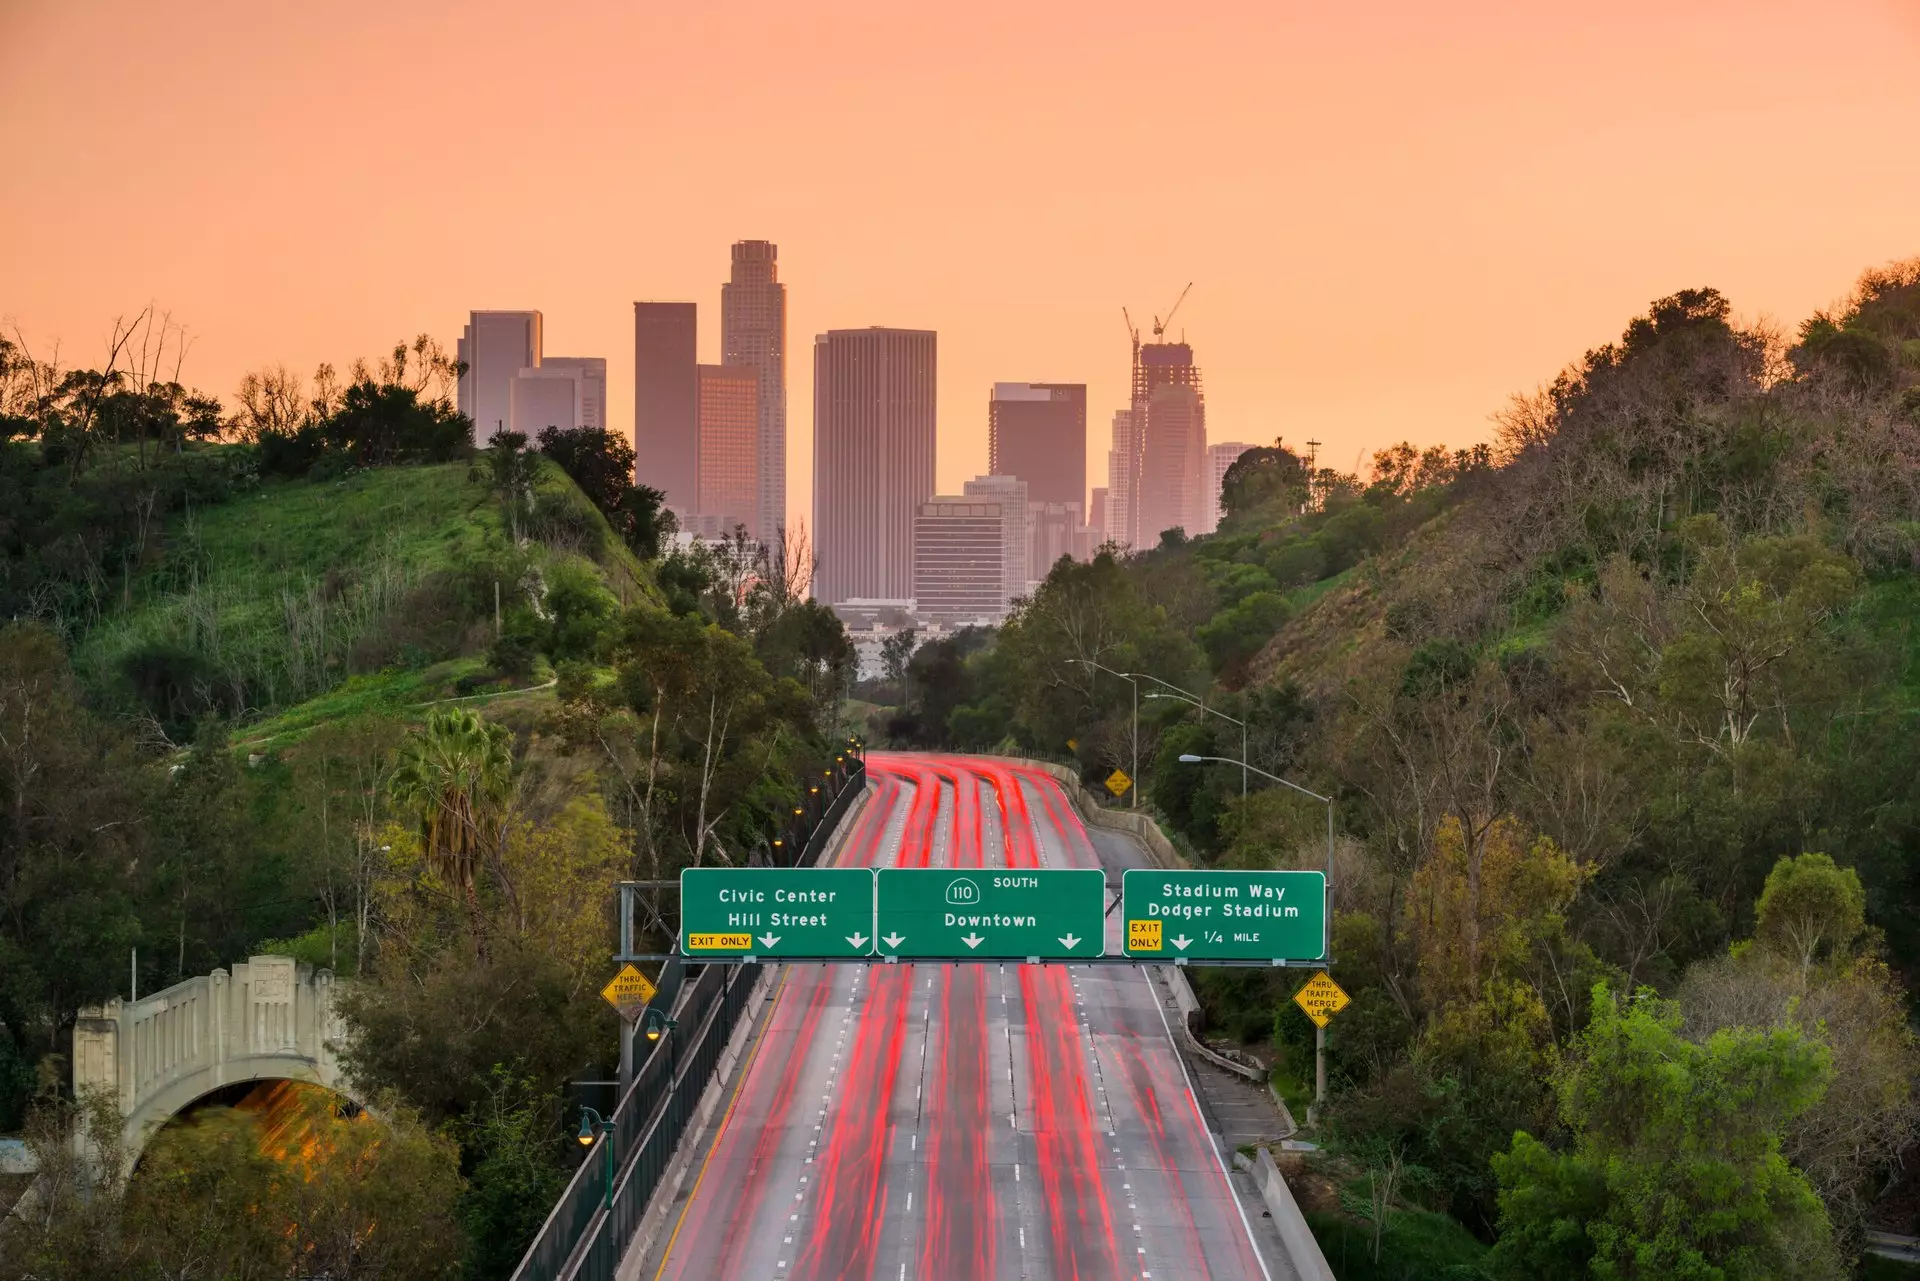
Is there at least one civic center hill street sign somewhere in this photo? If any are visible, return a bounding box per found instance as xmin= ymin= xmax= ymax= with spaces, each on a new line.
xmin=679 ymin=868 xmax=877 ymax=958
xmin=1121 ymin=869 xmax=1327 ymax=961
xmin=875 ymin=868 xmax=1106 ymax=959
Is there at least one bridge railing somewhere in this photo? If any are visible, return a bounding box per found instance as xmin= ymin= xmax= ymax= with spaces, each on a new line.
xmin=511 ymin=754 xmax=867 ymax=1281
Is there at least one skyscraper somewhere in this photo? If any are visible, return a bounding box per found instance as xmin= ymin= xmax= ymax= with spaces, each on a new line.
xmin=1089 ymin=486 xmax=1109 ymax=541
xmin=721 ymin=241 xmax=787 ymax=541
xmin=1130 ymin=342 xmax=1208 ymax=546
xmin=540 ymin=356 xmax=607 ymax=429
xmin=1106 ymin=409 xmax=1137 ymax=549
xmin=913 ymin=497 xmax=1006 ymax=622
xmin=633 ymin=302 xmax=698 ymax=515
xmin=1206 ymin=441 xmax=1254 ymax=533
xmin=1136 ymin=382 xmax=1207 ymax=544
xmin=813 ymin=327 xmax=937 ymax=605
xmin=457 ymin=310 xmax=542 ymax=442
xmin=987 ymin=382 xmax=1086 ymax=509
xmin=695 ymin=363 xmax=760 ymax=534
xmin=509 ymin=366 xmax=580 ymax=434
xmin=1027 ymin=500 xmax=1085 ymax=581
xmin=963 ymin=474 xmax=1031 ymax=607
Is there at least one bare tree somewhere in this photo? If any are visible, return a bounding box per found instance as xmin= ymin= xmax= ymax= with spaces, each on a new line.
xmin=231 ymin=363 xmax=308 ymax=440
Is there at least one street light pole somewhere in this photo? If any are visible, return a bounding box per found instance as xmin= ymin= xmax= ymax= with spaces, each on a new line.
xmin=1176 ymin=751 xmax=1334 ymax=1115
xmin=576 ymin=1106 xmax=615 ymax=1211
xmin=1144 ymin=688 xmax=1248 ymax=798
xmin=1067 ymin=658 xmax=1140 ymax=809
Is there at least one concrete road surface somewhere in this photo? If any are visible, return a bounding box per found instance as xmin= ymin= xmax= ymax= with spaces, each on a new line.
xmin=638 ymin=754 xmax=1284 ymax=1280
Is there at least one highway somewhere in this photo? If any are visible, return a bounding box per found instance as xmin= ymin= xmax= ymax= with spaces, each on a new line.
xmin=643 ymin=753 xmax=1276 ymax=1281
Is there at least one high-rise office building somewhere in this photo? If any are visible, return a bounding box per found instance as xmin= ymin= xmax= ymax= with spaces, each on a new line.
xmin=963 ymin=474 xmax=1031 ymax=606
xmin=1027 ymin=500 xmax=1085 ymax=581
xmin=721 ymin=241 xmax=787 ymax=541
xmin=987 ymin=382 xmax=1086 ymax=509
xmin=813 ymin=327 xmax=937 ymax=605
xmin=1089 ymin=486 xmax=1109 ymax=541
xmin=1130 ymin=342 xmax=1208 ymax=546
xmin=540 ymin=356 xmax=607 ymax=429
xmin=1106 ymin=409 xmax=1138 ymax=549
xmin=1136 ymin=382 xmax=1207 ymax=544
xmin=696 ymin=364 xmax=760 ymax=534
xmin=458 ymin=310 xmax=542 ymax=442
xmin=1206 ymin=441 xmax=1254 ymax=534
xmin=912 ymin=497 xmax=1006 ymax=622
xmin=509 ymin=366 xmax=580 ymax=434
xmin=633 ymin=302 xmax=699 ymax=515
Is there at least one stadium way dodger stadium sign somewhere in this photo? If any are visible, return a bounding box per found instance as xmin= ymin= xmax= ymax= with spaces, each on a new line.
xmin=1121 ymin=869 xmax=1327 ymax=961
xmin=679 ymin=868 xmax=877 ymax=958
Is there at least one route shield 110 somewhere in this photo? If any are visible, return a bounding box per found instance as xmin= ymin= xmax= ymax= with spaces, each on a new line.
xmin=679 ymin=868 xmax=877 ymax=958
xmin=875 ymin=868 xmax=1106 ymax=959
xmin=1121 ymin=869 xmax=1327 ymax=962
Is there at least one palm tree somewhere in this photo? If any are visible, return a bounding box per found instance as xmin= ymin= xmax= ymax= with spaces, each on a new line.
xmin=389 ymin=708 xmax=514 ymax=925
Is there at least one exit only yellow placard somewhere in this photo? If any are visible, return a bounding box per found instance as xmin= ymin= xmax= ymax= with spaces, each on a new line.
xmin=689 ymin=933 xmax=753 ymax=950
xmin=1127 ymin=919 xmax=1162 ymax=950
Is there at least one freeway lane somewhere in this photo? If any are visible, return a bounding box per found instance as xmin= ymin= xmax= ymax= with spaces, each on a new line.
xmin=643 ymin=753 xmax=1274 ymax=1280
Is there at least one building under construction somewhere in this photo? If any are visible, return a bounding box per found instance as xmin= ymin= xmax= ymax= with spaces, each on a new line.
xmin=1108 ymin=287 xmax=1208 ymax=549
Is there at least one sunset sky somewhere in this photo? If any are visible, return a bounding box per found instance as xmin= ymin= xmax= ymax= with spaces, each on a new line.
xmin=4 ymin=0 xmax=1918 ymax=524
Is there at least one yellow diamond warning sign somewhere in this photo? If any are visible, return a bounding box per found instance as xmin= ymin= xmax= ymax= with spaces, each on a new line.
xmin=1292 ymin=971 xmax=1350 ymax=1029
xmin=600 ymin=963 xmax=658 ymax=1020
xmin=1127 ymin=919 xmax=1163 ymax=952
xmin=1105 ymin=768 xmax=1133 ymax=797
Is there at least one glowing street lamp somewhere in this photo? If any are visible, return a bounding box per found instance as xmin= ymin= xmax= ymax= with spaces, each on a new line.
xmin=576 ymin=1106 xmax=615 ymax=1210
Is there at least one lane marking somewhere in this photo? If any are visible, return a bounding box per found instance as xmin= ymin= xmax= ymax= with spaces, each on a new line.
xmin=1141 ymin=965 xmax=1276 ymax=1281
xmin=649 ymin=964 xmax=795 ymax=1279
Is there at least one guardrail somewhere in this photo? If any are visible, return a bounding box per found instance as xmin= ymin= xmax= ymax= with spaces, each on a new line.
xmin=511 ymin=754 xmax=867 ymax=1281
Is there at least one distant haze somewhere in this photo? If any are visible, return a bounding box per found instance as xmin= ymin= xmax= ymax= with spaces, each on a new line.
xmin=3 ymin=0 xmax=1918 ymax=526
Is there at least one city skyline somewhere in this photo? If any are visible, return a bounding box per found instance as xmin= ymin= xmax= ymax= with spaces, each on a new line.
xmin=6 ymin=3 xmax=1919 ymax=528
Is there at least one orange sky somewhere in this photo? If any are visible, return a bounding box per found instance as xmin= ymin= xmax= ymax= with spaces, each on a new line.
xmin=4 ymin=0 xmax=1918 ymax=524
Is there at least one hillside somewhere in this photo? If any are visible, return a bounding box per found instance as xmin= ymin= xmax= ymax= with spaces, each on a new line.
xmin=875 ymin=261 xmax=1920 ymax=1272
xmin=67 ymin=454 xmax=657 ymax=744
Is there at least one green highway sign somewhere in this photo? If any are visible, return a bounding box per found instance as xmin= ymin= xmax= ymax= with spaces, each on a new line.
xmin=876 ymin=868 xmax=1106 ymax=959
xmin=1122 ymin=870 xmax=1327 ymax=962
xmin=679 ymin=868 xmax=877 ymax=958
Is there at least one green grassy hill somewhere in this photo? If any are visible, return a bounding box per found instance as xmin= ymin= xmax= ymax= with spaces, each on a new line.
xmin=70 ymin=456 xmax=654 ymax=745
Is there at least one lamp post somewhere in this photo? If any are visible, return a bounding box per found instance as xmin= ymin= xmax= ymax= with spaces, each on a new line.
xmin=1065 ymin=658 xmax=1139 ymax=808
xmin=576 ymin=1106 xmax=615 ymax=1211
xmin=1176 ymin=751 xmax=1335 ymax=1116
xmin=1144 ymin=688 xmax=1248 ymax=797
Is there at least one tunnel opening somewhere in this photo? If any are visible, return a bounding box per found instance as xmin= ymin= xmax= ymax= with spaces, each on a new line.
xmin=135 ymin=1078 xmax=363 ymax=1178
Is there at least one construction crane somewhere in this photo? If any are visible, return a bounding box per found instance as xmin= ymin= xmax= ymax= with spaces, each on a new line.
xmin=1152 ymin=282 xmax=1193 ymax=341
xmin=1122 ymin=306 xmax=1141 ymax=358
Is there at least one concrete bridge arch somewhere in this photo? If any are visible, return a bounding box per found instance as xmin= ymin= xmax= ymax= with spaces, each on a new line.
xmin=72 ymin=955 xmax=359 ymax=1169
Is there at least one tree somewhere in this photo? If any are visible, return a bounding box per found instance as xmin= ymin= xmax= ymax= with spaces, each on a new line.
xmin=0 ymin=626 xmax=144 ymax=1121
xmin=880 ymin=628 xmax=917 ymax=696
xmin=126 ymin=1088 xmax=466 ymax=1279
xmin=1751 ymin=852 xmax=1865 ymax=977
xmin=1218 ymin=440 xmax=1309 ymax=521
xmin=1407 ymin=818 xmax=1586 ymax=1012
xmin=454 ymin=1068 xmax=571 ymax=1280
xmin=614 ymin=483 xmax=675 ymax=559
xmin=1490 ymin=984 xmax=1841 ymax=1281
xmin=1680 ymin=878 xmax=1918 ymax=1251
xmin=388 ymin=708 xmax=515 ymax=926
xmin=537 ymin=425 xmax=637 ymax=515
